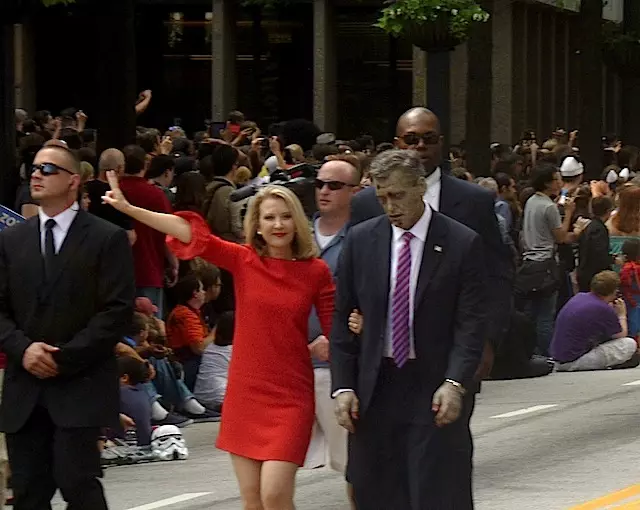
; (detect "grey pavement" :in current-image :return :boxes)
[51,368,640,510]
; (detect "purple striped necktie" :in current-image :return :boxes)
[391,231,414,368]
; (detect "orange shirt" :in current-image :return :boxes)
[166,305,208,360]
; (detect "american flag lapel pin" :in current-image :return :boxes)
[434,245,443,253]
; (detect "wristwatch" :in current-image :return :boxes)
[445,379,466,396]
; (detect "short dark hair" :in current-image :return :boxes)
[172,137,192,156]
[494,172,513,190]
[211,144,237,177]
[590,270,620,297]
[215,311,235,347]
[494,154,523,176]
[174,171,206,213]
[591,196,614,218]
[228,110,245,124]
[60,128,83,150]
[190,258,221,291]
[173,274,202,305]
[123,145,147,175]
[130,312,149,338]
[118,356,148,385]
[622,238,640,262]
[529,162,559,192]
[312,143,339,163]
[137,131,159,154]
[146,154,175,180]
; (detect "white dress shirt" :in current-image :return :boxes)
[38,203,79,255]
[384,203,432,359]
[424,167,442,211]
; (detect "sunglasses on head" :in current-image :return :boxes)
[401,133,441,146]
[314,179,355,191]
[31,163,74,176]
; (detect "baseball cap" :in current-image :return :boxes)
[316,133,336,145]
[135,297,158,316]
[560,157,584,178]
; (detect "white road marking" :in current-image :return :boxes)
[126,493,212,510]
[623,379,640,386]
[490,404,558,419]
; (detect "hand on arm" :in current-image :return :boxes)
[334,391,359,433]
[348,309,363,335]
[309,335,330,362]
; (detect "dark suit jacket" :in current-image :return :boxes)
[330,211,487,416]
[577,218,611,292]
[0,210,135,433]
[351,173,512,284]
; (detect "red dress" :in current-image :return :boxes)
[167,212,335,465]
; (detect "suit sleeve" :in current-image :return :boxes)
[477,192,512,281]
[446,234,487,386]
[0,233,33,363]
[54,228,135,375]
[330,230,360,393]
[314,262,335,338]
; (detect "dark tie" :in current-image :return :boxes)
[44,219,56,278]
[391,231,414,368]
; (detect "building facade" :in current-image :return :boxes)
[14,0,624,145]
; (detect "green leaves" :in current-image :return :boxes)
[41,0,75,6]
[376,0,490,41]
[239,0,289,8]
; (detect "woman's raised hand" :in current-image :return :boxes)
[102,171,131,213]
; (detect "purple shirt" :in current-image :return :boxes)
[551,292,621,363]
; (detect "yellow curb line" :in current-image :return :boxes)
[569,485,640,510]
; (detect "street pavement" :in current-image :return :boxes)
[52,368,640,510]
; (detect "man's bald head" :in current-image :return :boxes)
[394,108,443,176]
[396,107,441,136]
[99,148,125,173]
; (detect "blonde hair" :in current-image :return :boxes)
[286,144,305,163]
[244,185,317,260]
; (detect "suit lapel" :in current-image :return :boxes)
[26,218,45,298]
[415,212,448,308]
[40,211,90,302]
[439,174,463,217]
[372,217,392,317]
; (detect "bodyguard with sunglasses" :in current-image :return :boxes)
[0,140,134,509]
[305,154,361,509]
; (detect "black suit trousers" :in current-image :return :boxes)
[347,360,474,510]
[7,405,107,510]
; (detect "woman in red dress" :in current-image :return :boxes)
[104,175,334,510]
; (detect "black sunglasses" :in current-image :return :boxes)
[31,163,74,176]
[314,179,355,191]
[401,133,441,146]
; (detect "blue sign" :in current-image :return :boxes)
[0,205,25,232]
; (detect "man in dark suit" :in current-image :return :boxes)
[0,140,135,509]
[351,107,512,377]
[331,149,486,509]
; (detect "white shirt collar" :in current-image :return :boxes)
[426,167,442,189]
[38,203,80,234]
[391,201,432,244]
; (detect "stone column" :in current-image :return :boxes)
[491,0,513,143]
[412,46,427,106]
[13,24,35,112]
[212,0,237,122]
[313,0,336,133]
[449,43,468,144]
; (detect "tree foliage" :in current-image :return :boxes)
[41,0,74,6]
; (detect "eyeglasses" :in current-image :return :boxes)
[314,179,355,191]
[400,133,441,146]
[31,163,74,176]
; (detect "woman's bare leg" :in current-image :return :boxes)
[231,454,264,510]
[260,460,298,510]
